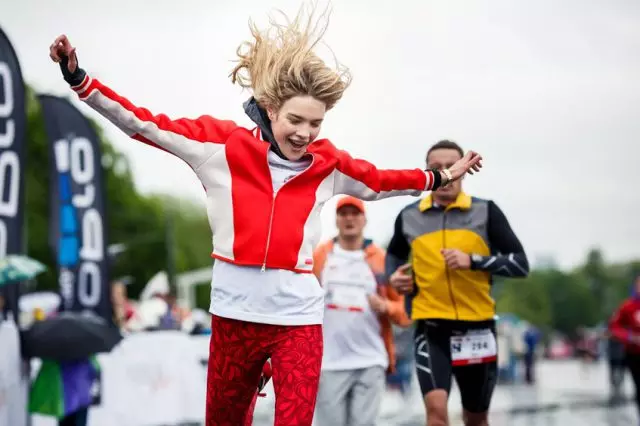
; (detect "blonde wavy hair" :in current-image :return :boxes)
[230,3,352,111]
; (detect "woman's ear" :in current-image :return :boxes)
[266,105,277,122]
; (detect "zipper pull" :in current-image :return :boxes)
[261,264,266,272]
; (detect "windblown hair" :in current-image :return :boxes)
[230,3,352,111]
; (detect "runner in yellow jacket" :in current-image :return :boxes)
[387,140,529,426]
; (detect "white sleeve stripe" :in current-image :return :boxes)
[416,364,432,374]
[83,89,221,168]
[480,257,497,269]
[495,265,511,275]
[424,170,433,190]
[508,253,528,275]
[72,75,93,95]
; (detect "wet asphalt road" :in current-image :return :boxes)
[253,360,638,425]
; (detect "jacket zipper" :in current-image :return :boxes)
[261,153,315,272]
[442,211,459,319]
[261,199,278,272]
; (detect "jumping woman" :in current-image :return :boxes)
[49,5,482,426]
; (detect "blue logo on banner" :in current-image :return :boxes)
[58,173,79,267]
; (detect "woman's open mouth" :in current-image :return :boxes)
[288,138,307,150]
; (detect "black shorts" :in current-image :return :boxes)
[414,319,498,413]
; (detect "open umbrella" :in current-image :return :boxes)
[22,311,122,361]
[0,255,46,287]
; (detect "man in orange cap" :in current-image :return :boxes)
[312,196,409,425]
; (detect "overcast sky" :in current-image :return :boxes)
[2,0,639,269]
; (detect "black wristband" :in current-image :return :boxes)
[469,254,480,270]
[59,55,86,86]
[428,168,442,190]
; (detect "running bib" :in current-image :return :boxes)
[450,329,497,366]
[328,283,368,312]
[322,249,376,313]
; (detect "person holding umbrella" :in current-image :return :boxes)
[26,310,107,426]
[20,280,121,426]
[0,255,114,425]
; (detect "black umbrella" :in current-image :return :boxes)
[22,311,123,361]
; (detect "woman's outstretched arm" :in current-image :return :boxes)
[49,34,237,170]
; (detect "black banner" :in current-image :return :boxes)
[0,27,27,319]
[39,95,112,323]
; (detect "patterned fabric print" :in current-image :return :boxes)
[270,324,323,426]
[205,315,323,426]
[206,316,269,426]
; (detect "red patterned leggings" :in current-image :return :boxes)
[205,315,323,426]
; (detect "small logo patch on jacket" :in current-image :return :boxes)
[305,259,313,265]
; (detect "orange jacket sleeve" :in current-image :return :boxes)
[368,245,412,327]
[380,285,412,327]
[312,241,332,284]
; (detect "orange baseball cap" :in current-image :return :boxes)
[336,196,365,214]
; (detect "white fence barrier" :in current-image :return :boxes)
[29,331,212,426]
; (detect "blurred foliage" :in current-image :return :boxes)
[495,248,640,338]
[194,282,212,311]
[24,87,212,301]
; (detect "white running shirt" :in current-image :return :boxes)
[320,245,388,371]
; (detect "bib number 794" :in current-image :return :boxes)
[451,329,497,366]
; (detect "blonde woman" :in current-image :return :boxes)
[49,6,482,425]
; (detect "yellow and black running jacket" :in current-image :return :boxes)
[385,192,529,322]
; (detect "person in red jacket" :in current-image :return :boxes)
[48,6,482,426]
[609,274,640,416]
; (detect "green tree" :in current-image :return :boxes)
[543,269,600,337]
[580,248,609,318]
[496,273,553,332]
[496,249,638,338]
[604,260,640,317]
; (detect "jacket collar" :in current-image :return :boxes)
[419,192,472,212]
[243,97,289,160]
[330,237,376,256]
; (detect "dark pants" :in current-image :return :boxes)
[626,352,640,414]
[609,358,625,397]
[59,407,88,426]
[524,352,535,384]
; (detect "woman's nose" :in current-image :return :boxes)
[295,126,311,140]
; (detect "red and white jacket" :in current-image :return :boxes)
[70,74,437,273]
